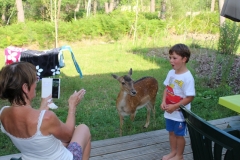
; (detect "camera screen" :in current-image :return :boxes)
[52,78,60,98]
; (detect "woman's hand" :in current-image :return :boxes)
[68,89,86,111]
[39,94,52,110]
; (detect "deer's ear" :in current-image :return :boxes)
[112,74,118,79]
[128,68,132,76]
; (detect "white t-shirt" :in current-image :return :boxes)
[163,69,195,122]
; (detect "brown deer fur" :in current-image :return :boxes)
[112,68,158,136]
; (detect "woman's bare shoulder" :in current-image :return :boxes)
[42,110,60,124]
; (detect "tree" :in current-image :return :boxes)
[219,0,225,26]
[57,0,62,20]
[16,0,24,22]
[74,0,81,20]
[86,0,91,16]
[109,0,114,12]
[93,0,97,15]
[160,0,166,20]
[211,0,215,12]
[150,0,155,12]
[105,2,109,13]
[54,0,58,47]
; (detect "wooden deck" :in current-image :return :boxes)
[1,115,240,160]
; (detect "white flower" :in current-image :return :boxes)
[51,66,60,76]
[36,65,43,76]
[7,51,18,62]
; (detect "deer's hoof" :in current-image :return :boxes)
[143,125,148,128]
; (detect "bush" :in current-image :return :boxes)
[218,21,240,55]
[0,11,220,48]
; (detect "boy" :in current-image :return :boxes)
[160,43,195,160]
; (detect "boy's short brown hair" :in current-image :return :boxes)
[169,43,191,63]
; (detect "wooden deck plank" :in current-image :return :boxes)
[91,139,192,160]
[91,129,167,148]
[0,116,239,160]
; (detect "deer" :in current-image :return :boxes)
[112,68,158,136]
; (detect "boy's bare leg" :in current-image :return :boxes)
[169,136,185,160]
[162,132,177,160]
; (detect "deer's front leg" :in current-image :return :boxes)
[130,112,136,121]
[119,113,123,136]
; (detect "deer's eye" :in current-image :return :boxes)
[121,82,125,85]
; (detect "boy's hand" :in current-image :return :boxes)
[165,104,178,113]
[160,102,167,111]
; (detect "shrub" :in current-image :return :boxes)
[218,21,240,55]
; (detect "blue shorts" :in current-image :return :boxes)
[165,118,187,136]
[67,142,83,160]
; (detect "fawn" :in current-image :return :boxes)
[112,68,158,136]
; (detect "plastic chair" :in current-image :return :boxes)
[180,105,240,160]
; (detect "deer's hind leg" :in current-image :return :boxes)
[144,103,152,128]
[150,99,156,127]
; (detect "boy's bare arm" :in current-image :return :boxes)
[160,88,167,110]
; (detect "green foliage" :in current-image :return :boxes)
[0,11,168,48]
[189,12,219,34]
[62,9,85,22]
[141,12,160,20]
[0,21,55,48]
[17,1,42,21]
[218,21,240,55]
[165,0,213,20]
[167,12,219,35]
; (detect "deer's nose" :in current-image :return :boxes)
[131,90,137,95]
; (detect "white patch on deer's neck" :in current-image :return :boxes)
[117,91,129,116]
[118,91,127,107]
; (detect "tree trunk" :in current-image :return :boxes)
[74,0,81,20]
[140,0,143,12]
[133,0,139,44]
[85,0,88,10]
[55,0,58,48]
[160,0,166,20]
[93,0,97,15]
[105,2,109,14]
[109,0,114,12]
[211,0,215,12]
[219,0,225,26]
[150,0,155,13]
[57,0,62,20]
[86,0,91,17]
[16,0,24,22]
[2,14,5,22]
[2,7,6,23]
[50,0,53,22]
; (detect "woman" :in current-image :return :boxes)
[0,62,91,160]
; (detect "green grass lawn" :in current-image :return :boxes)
[0,39,237,156]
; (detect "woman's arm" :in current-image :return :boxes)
[41,89,86,143]
[39,95,52,110]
